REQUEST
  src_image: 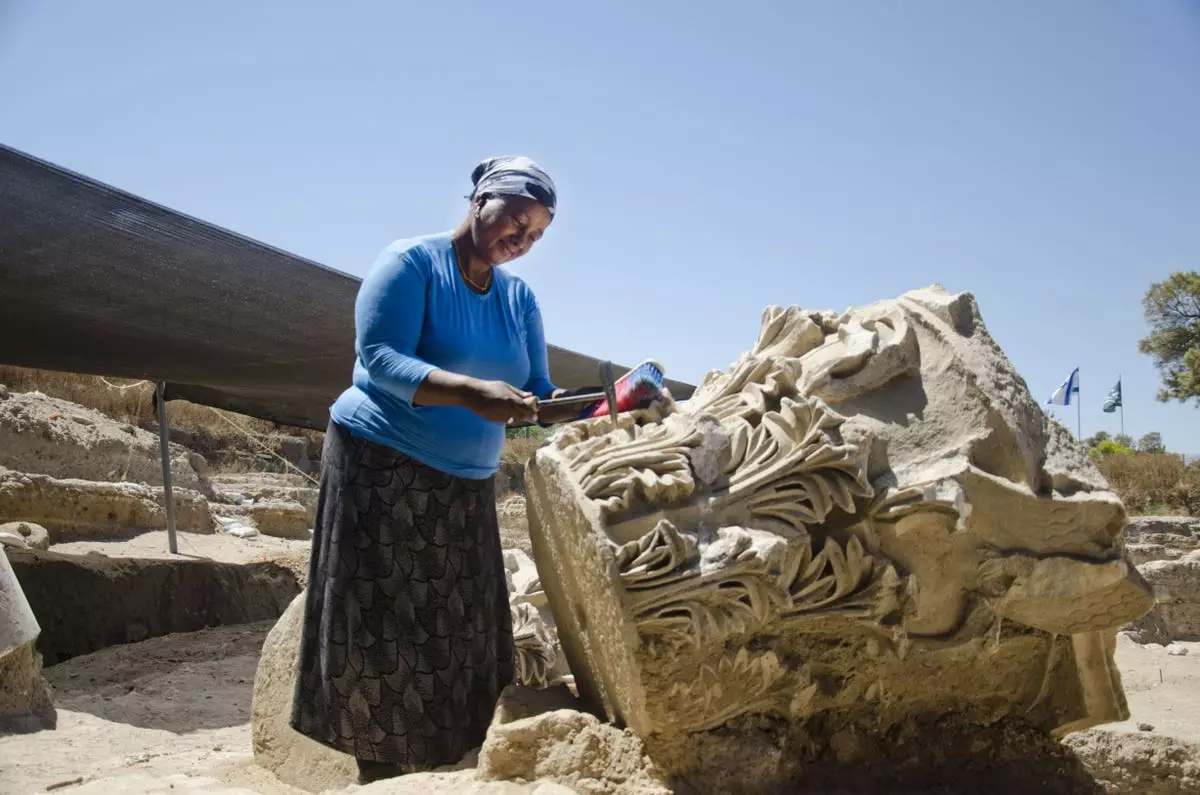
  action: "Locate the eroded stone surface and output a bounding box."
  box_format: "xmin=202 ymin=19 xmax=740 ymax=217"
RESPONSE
xmin=1126 ymin=550 xmax=1200 ymax=644
xmin=0 ymin=467 xmax=213 ymax=541
xmin=478 ymin=700 xmax=672 ymax=795
xmin=250 ymin=592 xmax=358 ymax=793
xmin=524 ymin=286 xmax=1154 ymax=783
xmin=245 ymin=500 xmax=311 ymax=540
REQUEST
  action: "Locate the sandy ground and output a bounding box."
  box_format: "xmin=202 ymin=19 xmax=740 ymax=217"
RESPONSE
xmin=1103 ymin=635 xmax=1200 ymax=743
xmin=1 ymin=621 xmax=1196 ymax=794
xmin=0 ymin=621 xmax=294 ymax=795
xmin=5 ymin=510 xmax=1198 ymax=793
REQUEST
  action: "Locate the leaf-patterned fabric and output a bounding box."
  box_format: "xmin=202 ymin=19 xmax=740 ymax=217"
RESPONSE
xmin=291 ymin=420 xmax=515 ymax=767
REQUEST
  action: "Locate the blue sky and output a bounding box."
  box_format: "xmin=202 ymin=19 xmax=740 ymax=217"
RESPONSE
xmin=2 ymin=1 xmax=1199 ymax=453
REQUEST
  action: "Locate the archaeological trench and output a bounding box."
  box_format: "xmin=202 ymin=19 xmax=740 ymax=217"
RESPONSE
xmin=5 ymin=285 xmax=1200 ymax=793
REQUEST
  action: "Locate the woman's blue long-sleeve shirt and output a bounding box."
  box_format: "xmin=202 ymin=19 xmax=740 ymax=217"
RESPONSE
xmin=329 ymin=231 xmax=557 ymax=479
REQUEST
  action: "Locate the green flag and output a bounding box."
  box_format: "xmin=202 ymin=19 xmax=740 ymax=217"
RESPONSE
xmin=1102 ymin=380 xmax=1122 ymax=413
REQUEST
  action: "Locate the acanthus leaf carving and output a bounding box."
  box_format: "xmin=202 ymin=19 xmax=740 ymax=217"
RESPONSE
xmin=615 ymin=519 xmax=698 ymax=590
xmin=720 ymin=397 xmax=873 ymax=532
xmin=615 ymin=518 xmax=897 ymax=653
xmin=561 ymin=414 xmax=729 ymax=519
xmin=511 ymin=600 xmax=559 ymax=690
xmin=655 ymin=648 xmax=788 ymax=732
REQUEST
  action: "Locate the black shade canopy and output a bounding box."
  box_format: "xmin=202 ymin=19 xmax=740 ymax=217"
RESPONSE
xmin=0 ymin=145 xmax=694 ymax=431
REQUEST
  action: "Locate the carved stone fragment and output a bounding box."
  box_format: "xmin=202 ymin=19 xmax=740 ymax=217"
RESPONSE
xmin=524 ymin=285 xmax=1154 ymax=775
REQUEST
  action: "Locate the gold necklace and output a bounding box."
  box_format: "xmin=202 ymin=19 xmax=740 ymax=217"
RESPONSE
xmin=453 ymin=236 xmax=492 ymax=293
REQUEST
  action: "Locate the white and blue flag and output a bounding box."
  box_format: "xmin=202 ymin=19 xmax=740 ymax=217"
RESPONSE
xmin=1047 ymin=367 xmax=1080 ymax=406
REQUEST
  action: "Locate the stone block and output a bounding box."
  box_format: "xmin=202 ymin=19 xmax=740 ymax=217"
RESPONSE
xmin=248 ymin=500 xmax=312 ymax=540
xmin=524 ymin=286 xmax=1154 ymax=786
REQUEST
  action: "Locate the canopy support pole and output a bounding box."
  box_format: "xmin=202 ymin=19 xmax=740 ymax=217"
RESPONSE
xmin=156 ymin=381 xmax=179 ymax=555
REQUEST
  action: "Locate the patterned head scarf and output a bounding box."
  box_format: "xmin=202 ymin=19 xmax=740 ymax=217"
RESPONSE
xmin=469 ymin=155 xmax=557 ymax=217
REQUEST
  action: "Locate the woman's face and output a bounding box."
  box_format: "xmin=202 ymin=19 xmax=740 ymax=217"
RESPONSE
xmin=471 ymin=194 xmax=553 ymax=267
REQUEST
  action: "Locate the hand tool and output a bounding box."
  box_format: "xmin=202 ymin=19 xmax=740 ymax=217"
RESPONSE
xmin=510 ymin=359 xmax=664 ymax=429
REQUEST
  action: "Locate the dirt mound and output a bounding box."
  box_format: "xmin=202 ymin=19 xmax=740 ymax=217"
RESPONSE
xmin=7 ymin=547 xmax=300 ymax=664
xmin=0 ymin=387 xmax=205 ymax=489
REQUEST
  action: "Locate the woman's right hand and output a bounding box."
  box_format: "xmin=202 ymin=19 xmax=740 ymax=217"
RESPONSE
xmin=467 ymin=379 xmax=540 ymax=425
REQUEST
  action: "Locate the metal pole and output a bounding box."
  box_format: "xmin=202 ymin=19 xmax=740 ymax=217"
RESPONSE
xmin=156 ymin=381 xmax=179 ymax=555
xmin=1080 ymin=374 xmax=1089 ymax=441
xmin=1119 ymin=375 xmax=1125 ymax=437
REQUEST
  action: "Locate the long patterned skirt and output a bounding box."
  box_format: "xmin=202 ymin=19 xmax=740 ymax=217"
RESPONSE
xmin=290 ymin=420 xmax=515 ymax=768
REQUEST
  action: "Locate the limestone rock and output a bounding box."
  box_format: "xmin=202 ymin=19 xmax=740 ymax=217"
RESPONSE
xmin=248 ymin=500 xmax=312 ymax=540
xmin=523 ymin=286 xmax=1153 ymax=787
xmin=1125 ymin=550 xmax=1200 ymax=644
xmin=0 ymin=521 xmax=50 ymax=550
xmin=0 ymin=387 xmax=204 ymax=489
xmin=0 ymin=547 xmax=54 ymax=726
xmin=478 ymin=699 xmax=672 ymax=794
xmin=0 ymin=467 xmax=213 ymax=541
xmin=250 ymin=591 xmax=358 ymax=793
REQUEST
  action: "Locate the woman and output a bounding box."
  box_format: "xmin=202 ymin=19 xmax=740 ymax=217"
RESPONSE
xmin=290 ymin=155 xmax=578 ymax=783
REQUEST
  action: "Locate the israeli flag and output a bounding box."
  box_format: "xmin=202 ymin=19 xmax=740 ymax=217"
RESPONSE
xmin=1047 ymin=367 xmax=1080 ymax=406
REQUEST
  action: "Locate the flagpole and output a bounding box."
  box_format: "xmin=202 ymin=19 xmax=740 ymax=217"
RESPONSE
xmin=1119 ymin=374 xmax=1124 ymax=437
xmin=1080 ymin=374 xmax=1089 ymax=441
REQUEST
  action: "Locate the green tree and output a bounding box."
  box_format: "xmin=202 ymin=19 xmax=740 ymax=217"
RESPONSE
xmin=1085 ymin=430 xmax=1111 ymax=449
xmin=1137 ymin=431 xmax=1166 ymax=454
xmin=1113 ymin=433 xmax=1134 ymax=449
xmin=1096 ymin=439 xmax=1132 ymax=456
xmin=1138 ymin=270 xmax=1200 ymax=405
